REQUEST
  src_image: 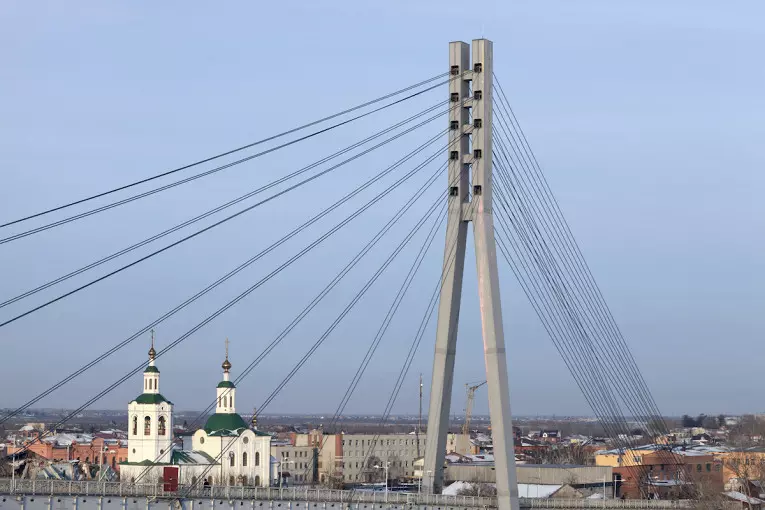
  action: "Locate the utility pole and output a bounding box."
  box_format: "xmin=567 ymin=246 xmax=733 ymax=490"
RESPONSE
xmin=416 ymin=373 xmax=423 ymax=458
xmin=423 ymin=39 xmax=519 ymax=510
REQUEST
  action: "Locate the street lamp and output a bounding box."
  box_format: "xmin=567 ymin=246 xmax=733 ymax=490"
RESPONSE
xmin=278 ymin=459 xmax=295 ymax=488
xmin=373 ymin=462 xmax=390 ymax=494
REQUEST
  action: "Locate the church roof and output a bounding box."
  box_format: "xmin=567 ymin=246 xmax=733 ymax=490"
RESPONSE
xmin=132 ymin=393 xmax=172 ymax=405
xmin=144 ymin=366 xmax=160 ymax=374
xmin=217 ymin=380 xmax=235 ymax=388
xmin=171 ymin=449 xmax=217 ymax=465
xmin=203 ymin=413 xmax=248 ymax=436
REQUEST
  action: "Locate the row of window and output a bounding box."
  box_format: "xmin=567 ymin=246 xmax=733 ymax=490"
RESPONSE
xmin=144 ymin=378 xmax=157 ymax=391
xmin=345 ymin=471 xmax=414 ymax=481
xmin=189 ymin=475 xmax=261 ymax=487
xmin=131 ymin=415 xmax=167 ymax=436
xmin=344 ymin=450 xmax=412 ymax=458
xmin=228 ymin=451 xmax=260 ymax=467
xmin=341 ymin=460 xmax=410 ymax=470
xmin=218 ymin=395 xmax=232 ymax=408
xmin=279 ymin=450 xmax=311 ymax=458
xmin=342 ymin=438 xmax=423 ymax=447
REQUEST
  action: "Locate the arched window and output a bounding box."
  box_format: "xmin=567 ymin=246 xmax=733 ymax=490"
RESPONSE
xmin=144 ymin=416 xmax=151 ymax=435
xmin=242 ymin=452 xmax=248 ymax=467
xmin=255 ymin=452 xmax=260 ymax=466
xmin=254 ymin=475 xmax=260 ymax=487
xmin=111 ymin=457 xmax=116 ymax=469
xmin=241 ymin=476 xmax=247 ymax=486
xmin=228 ymin=475 xmax=235 ymax=486
xmin=158 ymin=416 xmax=166 ymax=436
xmin=144 ymin=379 xmax=147 ymax=390
xmin=218 ymin=396 xmax=221 ymax=407
xmin=230 ymin=452 xmax=235 ymax=467
xmin=132 ymin=416 xmax=138 ymax=436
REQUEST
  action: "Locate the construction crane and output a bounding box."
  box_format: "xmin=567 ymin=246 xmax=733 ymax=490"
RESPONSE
xmin=462 ymin=381 xmax=487 ymax=437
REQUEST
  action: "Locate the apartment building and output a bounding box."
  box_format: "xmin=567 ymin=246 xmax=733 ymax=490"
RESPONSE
xmin=340 ymin=433 xmax=424 ymax=483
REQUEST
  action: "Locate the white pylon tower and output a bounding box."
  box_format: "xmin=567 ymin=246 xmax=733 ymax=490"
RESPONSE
xmin=423 ymin=39 xmax=519 ymax=510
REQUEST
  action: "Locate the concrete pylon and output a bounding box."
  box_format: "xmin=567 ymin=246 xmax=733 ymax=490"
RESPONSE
xmin=423 ymin=39 xmax=519 ymax=510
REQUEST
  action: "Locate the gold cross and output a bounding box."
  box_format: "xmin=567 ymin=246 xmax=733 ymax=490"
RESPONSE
xmin=150 ymin=329 xmax=155 ymax=349
xmin=225 ymin=337 xmax=229 ymax=359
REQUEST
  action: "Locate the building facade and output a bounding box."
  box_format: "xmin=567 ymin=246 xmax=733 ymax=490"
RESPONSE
xmin=120 ymin=340 xmax=271 ymax=487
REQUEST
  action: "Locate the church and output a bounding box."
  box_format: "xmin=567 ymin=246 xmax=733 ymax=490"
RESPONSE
xmin=120 ymin=337 xmax=271 ymax=487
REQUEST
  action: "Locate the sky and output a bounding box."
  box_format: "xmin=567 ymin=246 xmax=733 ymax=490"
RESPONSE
xmin=0 ymin=1 xmax=763 ymax=420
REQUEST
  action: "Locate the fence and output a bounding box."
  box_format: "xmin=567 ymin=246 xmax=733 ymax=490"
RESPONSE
xmin=0 ymin=480 xmax=713 ymax=509
xmin=0 ymin=479 xmax=496 ymax=508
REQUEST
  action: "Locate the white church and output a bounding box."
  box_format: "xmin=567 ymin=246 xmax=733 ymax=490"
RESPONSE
xmin=120 ymin=338 xmax=271 ymax=487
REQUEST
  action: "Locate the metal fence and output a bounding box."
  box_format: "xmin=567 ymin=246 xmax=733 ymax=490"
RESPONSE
xmin=0 ymin=480 xmax=496 ymax=508
xmin=0 ymin=480 xmax=719 ymax=509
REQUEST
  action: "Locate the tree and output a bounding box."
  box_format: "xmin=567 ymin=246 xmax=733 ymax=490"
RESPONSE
xmin=718 ymin=415 xmax=726 ymax=429
xmin=457 ymin=483 xmax=497 ymax=497
xmin=682 ymin=415 xmax=695 ymax=428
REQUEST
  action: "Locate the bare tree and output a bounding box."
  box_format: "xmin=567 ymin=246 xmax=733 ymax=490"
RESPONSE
xmin=457 ymin=483 xmax=497 ymax=497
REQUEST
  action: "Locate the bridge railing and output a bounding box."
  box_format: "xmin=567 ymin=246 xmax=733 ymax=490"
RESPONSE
xmin=0 ymin=479 xmax=496 ymax=507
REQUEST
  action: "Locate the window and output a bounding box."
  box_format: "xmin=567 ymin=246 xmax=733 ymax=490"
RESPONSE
xmin=132 ymin=416 xmax=137 ymax=436
xmin=697 ymin=464 xmax=702 ymax=472
xmin=242 ymin=452 xmax=248 ymax=467
xmin=144 ymin=416 xmax=151 ymax=435
xmin=255 ymin=452 xmax=260 ymax=466
xmin=254 ymin=475 xmax=261 ymax=487
xmin=243 ymin=436 xmax=249 ymax=444
xmin=230 ymin=453 xmax=235 ymax=467
xmin=218 ymin=397 xmax=221 ymax=407
xmin=158 ymin=416 xmax=167 ymax=436
xmin=229 ymin=476 xmax=235 ymax=486
xmin=200 ymin=437 xmax=205 ymax=444
xmin=706 ymin=463 xmax=711 ymax=472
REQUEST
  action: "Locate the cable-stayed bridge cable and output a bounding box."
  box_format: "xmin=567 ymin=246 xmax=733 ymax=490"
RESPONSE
xmin=148 ymin=158 xmax=460 ymax=489
xmin=0 ymin=109 xmax=449 ymax=329
xmin=0 ymin=128 xmax=454 ymax=425
xmin=0 ymin=81 xmax=453 ymax=245
xmin=4 ymin=130 xmax=455 ymax=461
xmin=134 ymin=159 xmax=452 ymax=484
xmin=1 ymin=73 xmax=449 ymax=230
xmin=0 ymin=100 xmax=448 ymax=310
xmin=178 ymin=176 xmax=455 ymax=494
xmin=493 ymin=74 xmax=666 ymax=432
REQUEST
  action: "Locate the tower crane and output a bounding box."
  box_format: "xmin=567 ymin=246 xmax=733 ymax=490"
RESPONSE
xmin=462 ymin=381 xmax=487 ymax=437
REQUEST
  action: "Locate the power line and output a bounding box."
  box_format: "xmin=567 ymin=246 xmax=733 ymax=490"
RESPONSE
xmin=0 ymin=109 xmax=448 ymax=329
xmin=0 ymin=128 xmax=454 ymax=426
xmin=0 ymin=73 xmax=449 ymax=230
xmin=0 ymin=100 xmax=448 ymax=310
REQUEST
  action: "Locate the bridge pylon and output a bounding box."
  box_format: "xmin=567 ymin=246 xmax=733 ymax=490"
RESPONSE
xmin=423 ymin=39 xmax=519 ymax=510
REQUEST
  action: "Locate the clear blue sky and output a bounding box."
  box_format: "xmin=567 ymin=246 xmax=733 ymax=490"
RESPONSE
xmin=1 ymin=1 xmax=763 ymax=418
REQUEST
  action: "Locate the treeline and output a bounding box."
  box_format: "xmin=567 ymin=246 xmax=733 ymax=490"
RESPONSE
xmin=681 ymin=414 xmax=725 ymax=429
